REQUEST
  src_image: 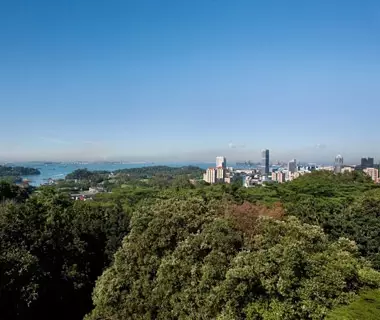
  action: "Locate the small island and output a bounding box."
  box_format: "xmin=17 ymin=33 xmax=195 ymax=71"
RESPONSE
xmin=0 ymin=165 xmax=41 ymax=177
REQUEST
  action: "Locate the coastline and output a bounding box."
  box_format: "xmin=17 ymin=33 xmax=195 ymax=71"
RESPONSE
xmin=19 ymin=162 xmax=215 ymax=186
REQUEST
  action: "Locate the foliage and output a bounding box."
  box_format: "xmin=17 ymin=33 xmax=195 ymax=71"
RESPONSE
xmin=115 ymin=165 xmax=204 ymax=179
xmin=327 ymin=289 xmax=380 ymax=320
xmin=2 ymin=168 xmax=380 ymax=319
xmin=218 ymin=217 xmax=377 ymax=320
xmin=280 ymin=172 xmax=380 ymax=270
xmin=86 ymin=199 xmax=380 ymax=320
xmin=0 ymin=181 xmax=31 ymax=202
xmin=0 ymin=246 xmax=40 ymax=319
xmin=0 ymin=190 xmax=130 ymax=320
xmin=65 ymin=169 xmax=108 ymax=183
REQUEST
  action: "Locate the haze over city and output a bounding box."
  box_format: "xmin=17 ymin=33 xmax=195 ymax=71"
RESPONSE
xmin=1 ymin=0 xmax=379 ymax=163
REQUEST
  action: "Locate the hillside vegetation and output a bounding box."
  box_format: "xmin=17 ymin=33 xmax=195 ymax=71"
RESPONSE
xmin=1 ymin=170 xmax=380 ymax=319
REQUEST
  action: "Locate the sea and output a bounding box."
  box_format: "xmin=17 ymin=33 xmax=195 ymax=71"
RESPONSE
xmin=12 ymin=162 xmax=216 ymax=186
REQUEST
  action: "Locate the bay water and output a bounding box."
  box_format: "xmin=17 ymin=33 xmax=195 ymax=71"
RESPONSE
xmin=16 ymin=162 xmax=216 ymax=186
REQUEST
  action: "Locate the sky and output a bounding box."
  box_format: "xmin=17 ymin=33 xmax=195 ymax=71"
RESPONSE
xmin=0 ymin=0 xmax=379 ymax=164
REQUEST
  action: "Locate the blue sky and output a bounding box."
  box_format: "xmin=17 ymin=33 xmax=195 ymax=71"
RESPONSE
xmin=0 ymin=0 xmax=379 ymax=163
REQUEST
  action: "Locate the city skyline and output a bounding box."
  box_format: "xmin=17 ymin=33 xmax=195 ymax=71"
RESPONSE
xmin=2 ymin=149 xmax=379 ymax=167
xmin=1 ymin=0 xmax=379 ymax=162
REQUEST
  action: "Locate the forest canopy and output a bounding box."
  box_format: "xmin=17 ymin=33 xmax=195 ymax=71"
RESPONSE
xmin=1 ymin=170 xmax=380 ymax=319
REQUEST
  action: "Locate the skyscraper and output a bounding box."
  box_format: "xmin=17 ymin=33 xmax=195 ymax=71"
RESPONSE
xmin=261 ymin=149 xmax=270 ymax=175
xmin=288 ymin=159 xmax=297 ymax=173
xmin=216 ymin=156 xmax=226 ymax=169
xmin=334 ymin=154 xmax=344 ymax=173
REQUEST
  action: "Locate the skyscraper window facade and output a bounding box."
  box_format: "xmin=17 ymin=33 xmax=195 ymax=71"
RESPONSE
xmin=261 ymin=149 xmax=270 ymax=175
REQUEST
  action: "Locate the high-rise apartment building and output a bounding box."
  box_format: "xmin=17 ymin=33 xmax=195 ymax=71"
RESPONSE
xmin=216 ymin=167 xmax=225 ymax=181
xmin=361 ymin=157 xmax=374 ymax=168
xmin=203 ymin=156 xmax=233 ymax=184
xmin=203 ymin=168 xmax=216 ymax=184
xmin=288 ymin=159 xmax=297 ymax=173
xmin=261 ymin=149 xmax=270 ymax=175
xmin=334 ymin=154 xmax=344 ymax=173
xmin=216 ymin=156 xmax=226 ymax=169
xmin=363 ymin=168 xmax=379 ymax=182
xmin=272 ymin=171 xmax=286 ymax=183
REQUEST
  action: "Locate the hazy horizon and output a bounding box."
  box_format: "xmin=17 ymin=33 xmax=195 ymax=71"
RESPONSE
xmin=0 ymin=144 xmax=376 ymax=165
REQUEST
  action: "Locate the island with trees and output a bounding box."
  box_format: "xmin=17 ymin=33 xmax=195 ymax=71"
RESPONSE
xmin=1 ymin=168 xmax=380 ymax=319
xmin=0 ymin=165 xmax=41 ymax=183
xmin=0 ymin=165 xmax=41 ymax=177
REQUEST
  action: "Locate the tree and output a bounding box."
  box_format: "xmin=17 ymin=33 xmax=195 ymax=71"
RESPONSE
xmin=0 ymin=246 xmax=40 ymax=320
xmin=0 ymin=192 xmax=130 ymax=320
xmin=86 ymin=198 xmax=223 ymax=320
xmin=217 ymin=217 xmax=379 ymax=319
xmin=0 ymin=181 xmax=30 ymax=202
xmin=85 ymin=199 xmax=380 ymax=320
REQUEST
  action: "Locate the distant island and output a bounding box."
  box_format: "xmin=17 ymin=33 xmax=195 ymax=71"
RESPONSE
xmin=0 ymin=165 xmax=41 ymax=177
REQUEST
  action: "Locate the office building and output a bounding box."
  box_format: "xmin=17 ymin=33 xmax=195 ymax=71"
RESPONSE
xmin=216 ymin=156 xmax=226 ymax=169
xmin=334 ymin=154 xmax=344 ymax=173
xmin=361 ymin=157 xmax=374 ymax=169
xmin=288 ymin=159 xmax=297 ymax=173
xmin=261 ymin=149 xmax=270 ymax=175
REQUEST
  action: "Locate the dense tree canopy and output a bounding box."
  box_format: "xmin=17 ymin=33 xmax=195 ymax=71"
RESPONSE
xmin=2 ymin=169 xmax=380 ymax=319
xmin=0 ymin=181 xmax=31 ymax=202
xmin=86 ymin=199 xmax=380 ymax=320
xmin=0 ymin=190 xmax=130 ymax=320
xmin=115 ymin=165 xmax=204 ymax=178
xmin=65 ymin=168 xmax=109 ymax=182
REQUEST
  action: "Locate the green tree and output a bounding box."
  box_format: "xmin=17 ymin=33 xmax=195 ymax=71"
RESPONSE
xmin=86 ymin=199 xmax=380 ymax=320
xmin=0 ymin=192 xmax=130 ymax=320
xmin=217 ymin=217 xmax=379 ymax=319
xmin=86 ymin=198 xmax=223 ymax=320
xmin=0 ymin=246 xmax=40 ymax=320
xmin=0 ymin=181 xmax=30 ymax=202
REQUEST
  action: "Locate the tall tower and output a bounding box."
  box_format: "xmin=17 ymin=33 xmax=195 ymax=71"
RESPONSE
xmin=261 ymin=149 xmax=270 ymax=175
xmin=216 ymin=156 xmax=226 ymax=169
xmin=334 ymin=154 xmax=344 ymax=173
